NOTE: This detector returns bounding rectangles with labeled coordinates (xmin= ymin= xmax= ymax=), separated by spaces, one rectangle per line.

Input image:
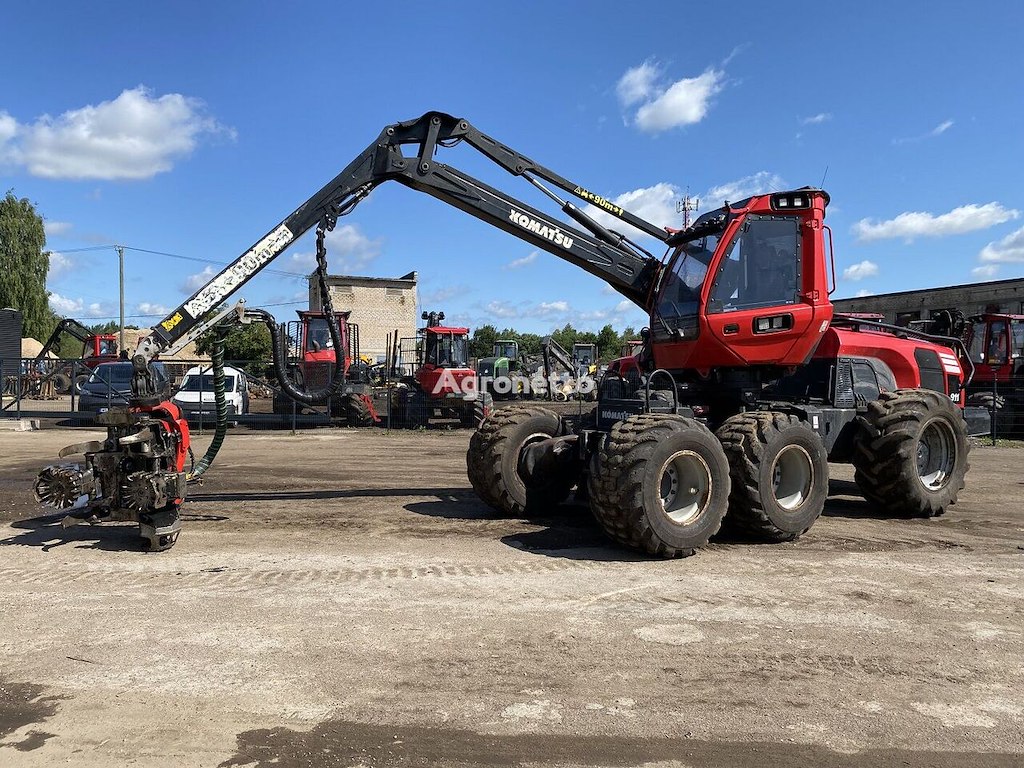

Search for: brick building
xmin=832 ymin=277 xmax=1024 ymax=325
xmin=309 ymin=272 xmax=418 ymax=361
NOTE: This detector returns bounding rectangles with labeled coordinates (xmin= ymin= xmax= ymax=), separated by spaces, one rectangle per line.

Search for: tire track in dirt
xmin=0 ymin=558 xmax=601 ymax=592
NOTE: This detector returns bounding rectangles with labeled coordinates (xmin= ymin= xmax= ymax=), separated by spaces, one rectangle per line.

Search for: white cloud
xmin=582 ymin=172 xmax=785 ymax=242
xmin=289 ymin=223 xmax=383 ymax=274
xmin=801 ymin=113 xmax=832 ymax=125
xmin=855 ymin=289 xmax=873 ymax=298
xmin=421 ymin=284 xmax=468 ymax=305
xmin=505 ymin=251 xmax=538 ymax=270
xmin=48 ymin=252 xmax=74 ymax=279
xmin=44 ymin=220 xmax=72 ymax=237
xmin=702 ymin=172 xmax=786 ymax=208
xmin=972 ymin=264 xmax=999 ymax=278
xmin=893 ymin=119 xmax=955 ymax=145
xmin=852 ymin=203 xmax=1020 ymax=242
xmin=537 ymin=301 xmax=570 ymax=316
xmin=616 ymin=61 xmax=659 ymax=106
xmin=484 ymin=300 xmax=521 ymax=319
xmin=137 ymin=302 xmax=170 ymax=316
xmin=843 ymin=260 xmax=879 ymax=281
xmin=475 ymin=296 xmax=645 ymax=333
xmin=617 ymin=61 xmax=725 ymax=134
xmin=3 ymin=86 xmax=233 ymax=180
xmin=979 ymin=226 xmax=1024 ymax=263
xmin=48 ymin=293 xmax=107 ymax=317
xmin=0 ymin=111 xmax=17 ymax=163
xmin=48 ymin=292 xmax=82 ymax=315
xmin=181 ymin=265 xmax=217 ymax=293
xmin=582 ymin=182 xmax=678 ymax=241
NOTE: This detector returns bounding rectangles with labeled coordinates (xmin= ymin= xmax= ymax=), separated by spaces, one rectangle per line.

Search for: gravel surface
xmin=0 ymin=424 xmax=1022 ymax=767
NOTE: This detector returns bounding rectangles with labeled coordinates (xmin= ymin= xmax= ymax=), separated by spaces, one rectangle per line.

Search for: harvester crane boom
xmin=135 ymin=112 xmax=666 ymax=369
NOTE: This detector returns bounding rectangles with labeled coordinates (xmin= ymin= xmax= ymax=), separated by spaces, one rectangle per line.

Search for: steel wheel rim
xmin=659 ymin=450 xmax=711 ymax=525
xmin=518 ymin=431 xmax=555 ymax=489
xmin=770 ymin=444 xmax=814 ymax=511
xmin=917 ymin=419 xmax=955 ymax=490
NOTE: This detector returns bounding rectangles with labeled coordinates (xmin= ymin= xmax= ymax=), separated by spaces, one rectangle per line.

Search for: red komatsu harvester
xmin=32 ymin=112 xmax=985 ymax=554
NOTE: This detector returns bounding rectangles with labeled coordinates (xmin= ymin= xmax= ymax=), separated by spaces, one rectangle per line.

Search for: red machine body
xmin=415 ymin=325 xmax=475 ymax=397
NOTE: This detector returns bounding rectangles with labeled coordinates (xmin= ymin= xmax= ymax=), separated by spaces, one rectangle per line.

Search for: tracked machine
xmin=33 ymin=112 xmax=980 ymax=554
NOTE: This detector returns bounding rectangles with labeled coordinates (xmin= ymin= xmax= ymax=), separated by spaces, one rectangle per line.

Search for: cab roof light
xmin=770 ymin=192 xmax=812 ymax=211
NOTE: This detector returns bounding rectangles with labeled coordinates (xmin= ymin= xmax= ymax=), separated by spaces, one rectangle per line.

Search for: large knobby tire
xmin=587 ymin=414 xmax=730 ymax=557
xmin=852 ymin=389 xmax=969 ymax=518
xmin=461 ymin=392 xmax=494 ymax=428
xmin=466 ymin=405 xmax=576 ymax=516
xmin=716 ymin=412 xmax=829 ymax=542
xmin=343 ymin=395 xmax=376 ymax=428
xmin=51 ymin=372 xmax=72 ymax=395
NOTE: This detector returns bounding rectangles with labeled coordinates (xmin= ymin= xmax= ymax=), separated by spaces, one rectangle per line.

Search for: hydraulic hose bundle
xmin=187 ymin=325 xmax=229 ymax=482
xmin=262 ymin=213 xmax=349 ymax=405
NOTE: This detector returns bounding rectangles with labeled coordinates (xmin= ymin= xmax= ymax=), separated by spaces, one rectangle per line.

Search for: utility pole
xmin=116 ymin=245 xmax=125 ymax=352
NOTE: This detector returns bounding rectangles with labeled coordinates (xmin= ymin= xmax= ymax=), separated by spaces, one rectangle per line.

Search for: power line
xmin=77 ymin=299 xmax=309 ymax=322
xmin=52 ymin=242 xmax=312 ymax=279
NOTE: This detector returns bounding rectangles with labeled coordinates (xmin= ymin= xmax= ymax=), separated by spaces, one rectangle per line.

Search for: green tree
xmin=196 ymin=321 xmax=272 ymax=373
xmin=470 ymin=324 xmax=499 ymax=359
xmin=88 ymin=320 xmax=139 ymax=335
xmin=0 ymin=190 xmax=57 ymax=340
xmin=550 ymin=322 xmax=578 ymax=352
xmin=596 ymin=324 xmax=621 ymax=361
xmin=515 ymin=332 xmax=542 ymax=356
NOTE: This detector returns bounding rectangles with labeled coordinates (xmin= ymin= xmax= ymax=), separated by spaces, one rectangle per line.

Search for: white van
xmin=171 ymin=365 xmax=250 ymax=423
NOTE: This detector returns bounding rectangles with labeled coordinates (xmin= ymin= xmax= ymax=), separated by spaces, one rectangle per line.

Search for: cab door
xmin=697 ymin=215 xmax=821 ymax=368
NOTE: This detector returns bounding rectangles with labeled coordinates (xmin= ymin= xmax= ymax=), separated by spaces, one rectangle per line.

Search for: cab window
xmin=987 ymin=320 xmax=1009 ymax=365
xmin=708 ymin=216 xmax=800 ymax=314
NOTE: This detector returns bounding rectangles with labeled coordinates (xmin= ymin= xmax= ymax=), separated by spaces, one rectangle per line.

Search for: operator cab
xmin=652 ymin=189 xmax=832 ymax=371
xmin=415 ymin=310 xmax=474 ymax=397
xmin=967 ymin=314 xmax=1024 ymax=371
xmin=424 ymin=327 xmax=470 ymax=368
xmin=492 ymin=340 xmax=519 ymax=361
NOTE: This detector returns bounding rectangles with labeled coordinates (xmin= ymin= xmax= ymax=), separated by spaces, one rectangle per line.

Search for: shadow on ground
xmin=218 ymin=716 xmax=1024 ymax=768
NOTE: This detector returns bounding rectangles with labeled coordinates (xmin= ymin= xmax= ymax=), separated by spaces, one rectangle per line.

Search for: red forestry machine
xmin=35 ymin=319 xmax=120 ymax=394
xmin=270 ymin=309 xmax=380 ymax=426
xmin=32 ymin=112 xmax=985 ymax=553
xmin=391 ymin=310 xmax=482 ymax=428
xmin=907 ymin=309 xmax=1023 ymax=435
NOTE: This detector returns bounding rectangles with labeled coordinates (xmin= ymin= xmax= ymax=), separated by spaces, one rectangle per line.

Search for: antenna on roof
xmin=675 ymin=189 xmax=700 ymax=228
xmin=820 ymin=164 xmax=829 ymax=188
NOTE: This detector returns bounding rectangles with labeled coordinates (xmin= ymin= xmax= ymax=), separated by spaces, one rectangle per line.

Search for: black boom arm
xmin=139 ymin=112 xmax=666 ymax=360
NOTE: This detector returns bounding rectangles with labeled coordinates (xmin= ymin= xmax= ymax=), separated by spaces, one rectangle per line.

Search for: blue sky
xmin=2 ymin=2 xmax=1022 ymax=336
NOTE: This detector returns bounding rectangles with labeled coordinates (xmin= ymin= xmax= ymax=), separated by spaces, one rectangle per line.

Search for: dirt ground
xmin=0 ymin=421 xmax=1022 ymax=767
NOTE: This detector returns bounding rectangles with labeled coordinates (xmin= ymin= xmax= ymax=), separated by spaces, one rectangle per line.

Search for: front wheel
xmin=588 ymin=414 xmax=730 ymax=557
xmin=466 ymin=405 xmax=576 ymax=516
xmin=852 ymin=389 xmax=969 ymax=517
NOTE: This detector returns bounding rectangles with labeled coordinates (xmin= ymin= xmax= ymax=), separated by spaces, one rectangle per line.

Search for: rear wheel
xmin=51 ymin=372 xmax=72 ymax=395
xmin=587 ymin=414 xmax=730 ymax=557
xmin=716 ymin=412 xmax=828 ymax=541
xmin=853 ymin=389 xmax=969 ymax=517
xmin=343 ymin=395 xmax=375 ymax=427
xmin=466 ymin=405 xmax=576 ymax=516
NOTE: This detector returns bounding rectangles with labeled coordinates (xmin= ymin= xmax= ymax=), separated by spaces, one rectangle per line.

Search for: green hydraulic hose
xmin=187 ymin=326 xmax=229 ymax=482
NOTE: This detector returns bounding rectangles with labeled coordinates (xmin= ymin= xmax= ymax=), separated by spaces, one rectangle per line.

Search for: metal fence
xmin=0 ymin=356 xmax=476 ymax=432
xmin=2 ymin=355 xmax=1020 ymax=440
